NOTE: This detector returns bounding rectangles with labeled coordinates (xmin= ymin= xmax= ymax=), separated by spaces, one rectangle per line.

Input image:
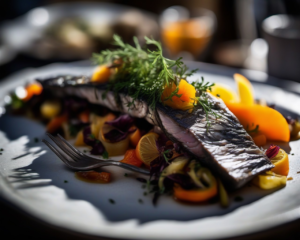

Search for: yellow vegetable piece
xmin=252 ymin=171 xmax=286 ymax=190
xmin=98 ymin=114 xmax=129 ymax=157
xmin=209 ymin=83 xmax=238 ymax=104
xmin=136 ymin=132 xmax=160 ymax=166
xmin=271 ymin=149 xmax=289 ymax=176
xmin=234 ymin=73 xmax=254 ymax=105
xmin=91 ymin=65 xmax=111 ymax=83
xmin=74 ymin=130 xmax=86 ymax=146
xmin=40 ymin=100 xmax=61 ymax=119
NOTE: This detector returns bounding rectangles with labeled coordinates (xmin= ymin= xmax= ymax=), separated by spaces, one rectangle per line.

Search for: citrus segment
xmin=209 ymin=83 xmax=238 ymax=104
xmin=136 ymin=132 xmax=160 ymax=166
xmin=271 ymin=149 xmax=289 ymax=176
xmin=234 ymin=73 xmax=254 ymax=105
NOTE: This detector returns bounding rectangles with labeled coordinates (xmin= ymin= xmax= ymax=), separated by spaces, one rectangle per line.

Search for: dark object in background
xmin=262 ymin=14 xmax=300 ymax=82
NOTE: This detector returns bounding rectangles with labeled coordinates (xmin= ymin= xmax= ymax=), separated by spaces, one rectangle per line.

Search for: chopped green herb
xmin=143 ymin=192 xmax=148 ymax=196
xmin=234 ymin=196 xmax=243 ymax=202
xmin=68 ymin=124 xmax=82 ymax=137
xmin=34 ymin=138 xmax=39 ymax=143
xmin=0 ymin=148 xmax=3 ymax=151
xmin=216 ymin=94 xmax=220 ymax=97
xmin=142 ymin=185 xmax=146 ymax=189
xmin=291 ymin=153 xmax=294 ymax=155
xmin=102 ymin=151 xmax=109 ymax=159
xmin=124 ymin=173 xmax=129 ymax=177
xmin=83 ymin=150 xmax=87 ymax=153
xmin=138 ymin=199 xmax=143 ymax=204
xmin=109 ymin=199 xmax=115 ymax=204
xmin=0 ymin=153 xmax=2 ymax=155
xmin=89 ymin=134 xmax=95 ymax=140
xmin=64 ymin=180 xmax=68 ymax=183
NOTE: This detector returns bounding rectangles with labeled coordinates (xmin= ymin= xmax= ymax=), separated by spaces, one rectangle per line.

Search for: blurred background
xmin=0 ymin=0 xmax=300 ymax=81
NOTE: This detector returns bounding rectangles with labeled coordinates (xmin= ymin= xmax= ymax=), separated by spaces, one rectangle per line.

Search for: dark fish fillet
xmin=40 ymin=75 xmax=274 ymax=189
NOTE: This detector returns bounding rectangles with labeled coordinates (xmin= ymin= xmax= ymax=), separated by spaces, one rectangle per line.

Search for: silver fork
xmin=42 ymin=133 xmax=150 ymax=175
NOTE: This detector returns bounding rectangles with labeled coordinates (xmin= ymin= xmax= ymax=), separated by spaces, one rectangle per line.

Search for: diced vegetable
xmin=22 ymin=82 xmax=43 ymax=101
xmin=40 ymin=100 xmax=62 ymax=119
xmin=99 ymin=115 xmax=130 ymax=156
xmin=120 ymin=149 xmax=143 ymax=167
xmin=251 ymin=133 xmax=267 ymax=147
xmin=161 ymin=79 xmax=196 ymax=111
xmin=91 ymin=65 xmax=111 ymax=83
xmin=74 ymin=129 xmax=86 ymax=146
xmin=226 ymin=102 xmax=290 ymax=142
xmin=129 ymin=127 xmax=142 ymax=147
xmin=79 ymin=110 xmax=90 ymax=123
xmin=46 ymin=114 xmax=68 ymax=133
xmin=252 ymin=171 xmax=286 ymax=190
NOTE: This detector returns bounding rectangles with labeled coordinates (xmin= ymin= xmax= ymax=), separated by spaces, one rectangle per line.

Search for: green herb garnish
xmin=93 ymin=35 xmax=215 ymax=121
xmin=34 ymin=137 xmax=39 ymax=143
xmin=64 ymin=180 xmax=68 ymax=183
xmin=138 ymin=199 xmax=143 ymax=204
xmin=102 ymin=150 xmax=109 ymax=159
xmin=109 ymin=199 xmax=115 ymax=204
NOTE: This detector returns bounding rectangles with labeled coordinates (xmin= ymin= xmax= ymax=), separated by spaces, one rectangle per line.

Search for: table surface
xmin=1 ymin=60 xmax=300 ymax=240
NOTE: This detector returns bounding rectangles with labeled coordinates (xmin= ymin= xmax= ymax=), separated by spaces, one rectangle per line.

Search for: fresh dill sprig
xmin=93 ymin=35 xmax=196 ymax=109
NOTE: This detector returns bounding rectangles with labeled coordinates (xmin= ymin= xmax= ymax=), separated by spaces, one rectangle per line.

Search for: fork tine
xmin=46 ymin=133 xmax=81 ymax=161
xmin=42 ymin=139 xmax=76 ymax=169
xmin=57 ymin=134 xmax=104 ymax=163
xmin=57 ymin=134 xmax=84 ymax=156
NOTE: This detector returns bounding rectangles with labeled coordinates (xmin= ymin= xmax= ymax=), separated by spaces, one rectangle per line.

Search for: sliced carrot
xmin=161 ymin=79 xmax=196 ymax=111
xmin=120 ymin=149 xmax=143 ymax=167
xmin=46 ymin=114 xmax=68 ymax=133
xmin=251 ymin=133 xmax=267 ymax=147
xmin=22 ymin=82 xmax=43 ymax=101
xmin=79 ymin=110 xmax=90 ymax=123
xmin=173 ymin=181 xmax=218 ymax=203
xmin=226 ymin=102 xmax=290 ymax=142
xmin=129 ymin=128 xmax=142 ymax=147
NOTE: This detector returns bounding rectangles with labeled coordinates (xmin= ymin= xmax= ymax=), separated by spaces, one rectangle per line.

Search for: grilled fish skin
xmin=40 ymin=75 xmax=274 ymax=189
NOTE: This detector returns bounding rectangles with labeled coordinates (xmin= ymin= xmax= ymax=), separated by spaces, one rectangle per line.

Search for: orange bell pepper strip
xmin=79 ymin=110 xmax=90 ymax=123
xmin=173 ymin=180 xmax=218 ymax=203
xmin=226 ymin=102 xmax=290 ymax=142
xmin=129 ymin=128 xmax=142 ymax=147
xmin=120 ymin=149 xmax=143 ymax=167
xmin=46 ymin=114 xmax=68 ymax=133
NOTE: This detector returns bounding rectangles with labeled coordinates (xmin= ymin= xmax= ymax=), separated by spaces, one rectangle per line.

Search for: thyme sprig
xmin=93 ymin=35 xmax=216 ymax=124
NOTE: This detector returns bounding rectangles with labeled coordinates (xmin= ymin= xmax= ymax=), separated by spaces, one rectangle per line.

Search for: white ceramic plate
xmin=0 ymin=62 xmax=300 ymax=239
